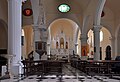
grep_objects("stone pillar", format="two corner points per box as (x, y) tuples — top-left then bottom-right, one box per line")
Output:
(93, 25), (102, 60)
(74, 43), (78, 54)
(0, 54), (13, 79)
(8, 0), (23, 76)
(47, 43), (50, 58)
(80, 34), (88, 60)
(33, 25), (41, 43)
(33, 25), (41, 60)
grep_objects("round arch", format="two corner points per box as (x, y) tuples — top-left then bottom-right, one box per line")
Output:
(0, 19), (8, 49)
(101, 23), (114, 37)
(116, 24), (120, 56)
(47, 18), (81, 46)
(47, 18), (81, 56)
(46, 16), (81, 30)
(87, 27), (112, 60)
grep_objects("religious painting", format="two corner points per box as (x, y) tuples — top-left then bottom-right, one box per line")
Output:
(81, 45), (88, 56)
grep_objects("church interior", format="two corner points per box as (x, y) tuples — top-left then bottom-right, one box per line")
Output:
(1, 0), (120, 82)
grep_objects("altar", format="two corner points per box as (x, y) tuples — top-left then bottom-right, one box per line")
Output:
(50, 30), (74, 60)
(50, 49), (73, 59)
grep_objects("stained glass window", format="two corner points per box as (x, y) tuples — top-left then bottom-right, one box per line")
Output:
(58, 4), (70, 13)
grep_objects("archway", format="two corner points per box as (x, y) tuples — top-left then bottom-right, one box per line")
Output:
(87, 27), (111, 60)
(105, 45), (111, 60)
(116, 26), (120, 56)
(48, 18), (81, 59)
(0, 20), (7, 49)
(0, 20), (8, 76)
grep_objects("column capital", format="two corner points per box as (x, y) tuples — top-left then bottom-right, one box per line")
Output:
(32, 24), (39, 31)
(80, 34), (88, 45)
(8, 0), (26, 2)
(47, 43), (50, 46)
(93, 25), (102, 32)
(22, 0), (27, 2)
(32, 24), (39, 27)
(80, 34), (88, 40)
(8, 0), (24, 2)
(75, 43), (78, 46)
(93, 25), (102, 28)
(109, 36), (116, 41)
(7, 0), (23, 5)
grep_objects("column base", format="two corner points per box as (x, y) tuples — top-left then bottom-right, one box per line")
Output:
(33, 51), (40, 60)
(9, 64), (23, 77)
(93, 53), (100, 60)
(11, 64), (21, 77)
(0, 72), (10, 80)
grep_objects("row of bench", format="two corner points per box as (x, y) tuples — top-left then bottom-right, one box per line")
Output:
(22, 60), (64, 76)
(71, 59), (120, 75)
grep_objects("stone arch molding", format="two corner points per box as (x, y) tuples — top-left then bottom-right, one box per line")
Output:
(94, 0), (106, 25)
(82, 15), (92, 36)
(46, 16), (81, 30)
(115, 24), (120, 56)
(0, 19), (8, 32)
(47, 18), (81, 46)
(0, 19), (8, 49)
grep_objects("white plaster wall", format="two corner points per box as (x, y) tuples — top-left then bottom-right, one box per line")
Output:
(77, 30), (81, 56)
(23, 25), (33, 58)
(100, 27), (111, 60)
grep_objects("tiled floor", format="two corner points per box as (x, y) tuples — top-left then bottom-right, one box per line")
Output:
(0, 63), (120, 82)
(1, 75), (120, 82)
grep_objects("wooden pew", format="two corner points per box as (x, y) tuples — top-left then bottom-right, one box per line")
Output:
(22, 60), (64, 76)
(70, 60), (120, 75)
(22, 60), (44, 76)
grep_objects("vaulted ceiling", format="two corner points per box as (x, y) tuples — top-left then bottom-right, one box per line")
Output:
(1, 0), (120, 30)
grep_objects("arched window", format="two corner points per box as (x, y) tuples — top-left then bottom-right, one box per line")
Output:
(100, 31), (103, 42)
(22, 29), (25, 46)
(66, 42), (68, 49)
(56, 41), (59, 49)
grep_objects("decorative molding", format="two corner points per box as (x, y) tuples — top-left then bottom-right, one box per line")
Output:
(93, 25), (102, 32)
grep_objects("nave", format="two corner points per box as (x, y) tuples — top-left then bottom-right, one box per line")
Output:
(1, 64), (120, 82)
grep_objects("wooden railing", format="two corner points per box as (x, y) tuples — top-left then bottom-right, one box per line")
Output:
(21, 60), (64, 76)
(70, 59), (120, 75)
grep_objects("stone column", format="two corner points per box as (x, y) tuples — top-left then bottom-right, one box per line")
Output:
(47, 43), (50, 59)
(32, 25), (41, 60)
(0, 54), (14, 79)
(33, 25), (41, 43)
(74, 43), (78, 54)
(93, 25), (102, 60)
(80, 34), (88, 60)
(8, 0), (23, 76)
